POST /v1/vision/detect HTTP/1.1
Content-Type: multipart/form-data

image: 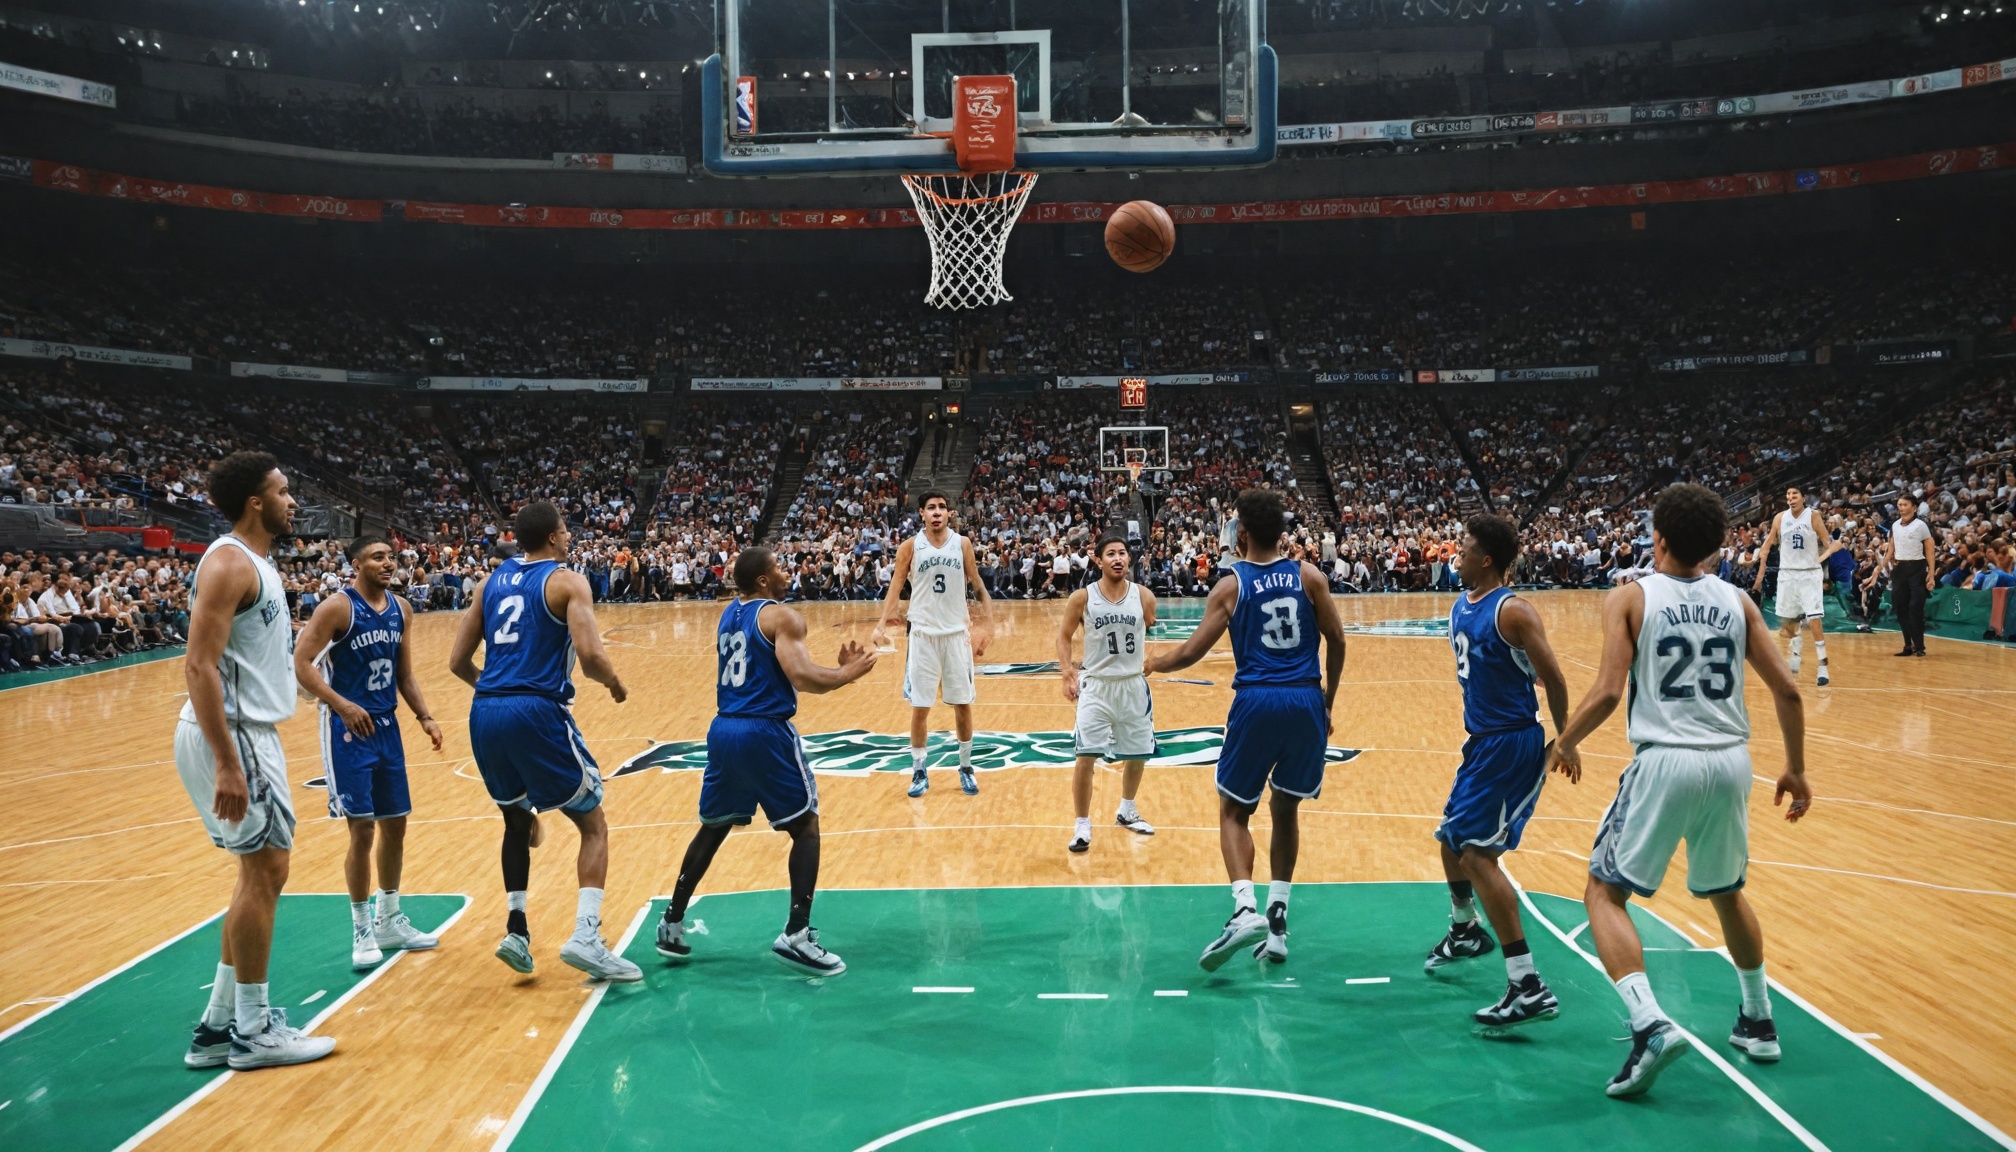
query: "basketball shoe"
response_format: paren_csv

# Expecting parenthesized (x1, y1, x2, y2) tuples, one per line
(1729, 1010, 1781, 1061)
(495, 932, 535, 974)
(1607, 1020, 1690, 1097)
(959, 768, 978, 795)
(1198, 907, 1268, 972)
(226, 1008, 336, 1070)
(656, 917, 693, 963)
(1473, 974, 1560, 1030)
(1115, 810, 1156, 836)
(773, 927, 846, 977)
(1424, 920, 1496, 972)
(907, 769, 930, 797)
(184, 1020, 233, 1068)
(1250, 901, 1288, 965)
(374, 912, 438, 953)
(561, 933, 643, 982)
(351, 921, 384, 970)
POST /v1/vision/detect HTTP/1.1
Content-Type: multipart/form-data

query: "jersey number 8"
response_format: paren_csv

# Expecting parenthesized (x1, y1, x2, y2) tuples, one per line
(719, 630, 748, 688)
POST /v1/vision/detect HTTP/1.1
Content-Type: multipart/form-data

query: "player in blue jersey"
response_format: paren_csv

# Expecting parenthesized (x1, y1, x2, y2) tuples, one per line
(1149, 489, 1347, 971)
(448, 501, 640, 983)
(1422, 514, 1575, 1031)
(295, 536, 447, 970)
(655, 547, 879, 976)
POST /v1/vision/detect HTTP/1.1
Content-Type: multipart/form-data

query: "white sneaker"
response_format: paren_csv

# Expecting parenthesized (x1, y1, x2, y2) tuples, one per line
(560, 931, 643, 982)
(351, 922, 383, 970)
(1199, 907, 1269, 972)
(227, 1007, 336, 1070)
(772, 926, 846, 977)
(374, 912, 439, 952)
(1115, 811, 1156, 836)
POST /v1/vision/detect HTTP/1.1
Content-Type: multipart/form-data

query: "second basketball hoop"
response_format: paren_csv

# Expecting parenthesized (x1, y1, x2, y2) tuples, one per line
(902, 75, 1037, 310)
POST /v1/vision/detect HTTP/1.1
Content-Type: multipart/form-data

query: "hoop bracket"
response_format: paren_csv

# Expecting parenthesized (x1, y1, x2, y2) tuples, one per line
(953, 75, 1017, 173)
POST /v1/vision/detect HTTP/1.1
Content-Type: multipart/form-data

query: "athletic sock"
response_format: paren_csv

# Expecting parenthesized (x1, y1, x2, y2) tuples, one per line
(1448, 880, 1478, 925)
(1614, 971, 1669, 1032)
(1789, 635, 1803, 660)
(958, 740, 973, 770)
(375, 889, 400, 922)
(350, 901, 370, 931)
(204, 963, 236, 1029)
(507, 890, 529, 939)
(1267, 880, 1291, 916)
(235, 982, 270, 1037)
(1230, 879, 1256, 914)
(1074, 816, 1092, 841)
(911, 747, 927, 772)
(1737, 963, 1773, 1020)
(1118, 797, 1139, 821)
(1504, 938, 1536, 982)
(575, 887, 604, 939)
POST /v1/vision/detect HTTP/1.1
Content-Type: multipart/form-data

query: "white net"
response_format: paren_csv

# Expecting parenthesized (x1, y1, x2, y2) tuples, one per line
(901, 170, 1039, 310)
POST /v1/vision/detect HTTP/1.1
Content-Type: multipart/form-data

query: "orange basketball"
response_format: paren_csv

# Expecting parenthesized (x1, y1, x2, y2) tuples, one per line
(1105, 200, 1176, 273)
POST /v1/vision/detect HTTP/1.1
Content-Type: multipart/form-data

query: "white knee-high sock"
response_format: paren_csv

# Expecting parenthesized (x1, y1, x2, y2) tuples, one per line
(911, 746, 927, 771)
(958, 740, 973, 770)
(1231, 879, 1256, 913)
(575, 887, 604, 938)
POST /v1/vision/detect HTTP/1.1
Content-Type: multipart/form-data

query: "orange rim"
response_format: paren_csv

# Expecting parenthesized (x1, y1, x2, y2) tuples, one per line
(902, 171, 1037, 207)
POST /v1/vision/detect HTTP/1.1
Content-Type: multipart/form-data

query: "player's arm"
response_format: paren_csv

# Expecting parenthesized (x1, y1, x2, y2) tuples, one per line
(392, 596, 444, 751)
(962, 536, 994, 659)
(871, 538, 914, 645)
(765, 604, 877, 693)
(1497, 598, 1574, 779)
(292, 593, 373, 738)
(183, 547, 257, 823)
(1751, 523, 1778, 590)
(552, 569, 626, 703)
(446, 572, 489, 688)
(1147, 574, 1236, 674)
(1739, 593, 1811, 822)
(1056, 587, 1088, 701)
(1550, 581, 1643, 782)
(1302, 561, 1348, 726)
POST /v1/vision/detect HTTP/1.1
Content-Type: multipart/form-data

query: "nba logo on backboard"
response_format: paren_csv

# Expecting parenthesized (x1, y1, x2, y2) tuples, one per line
(734, 77, 757, 135)
(952, 75, 1016, 172)
(1120, 377, 1148, 409)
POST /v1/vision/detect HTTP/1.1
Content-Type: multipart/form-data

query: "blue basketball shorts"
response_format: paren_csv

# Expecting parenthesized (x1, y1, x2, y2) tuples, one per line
(1216, 684, 1328, 805)
(321, 708, 410, 820)
(468, 694, 604, 814)
(1435, 724, 1548, 855)
(700, 715, 817, 828)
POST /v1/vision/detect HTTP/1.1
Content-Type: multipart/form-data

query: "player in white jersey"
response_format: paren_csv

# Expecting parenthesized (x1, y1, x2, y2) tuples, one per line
(1554, 483, 1812, 1099)
(176, 451, 336, 1072)
(1056, 533, 1159, 853)
(873, 490, 994, 797)
(1752, 486, 1838, 685)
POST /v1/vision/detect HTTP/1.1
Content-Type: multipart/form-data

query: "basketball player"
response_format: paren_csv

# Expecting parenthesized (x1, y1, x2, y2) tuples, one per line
(1554, 483, 1811, 1097)
(1056, 533, 1160, 853)
(655, 547, 878, 975)
(871, 490, 993, 798)
(293, 536, 446, 970)
(448, 501, 639, 983)
(1422, 514, 1575, 1031)
(178, 451, 335, 1071)
(1148, 490, 1346, 969)
(1752, 487, 1836, 686)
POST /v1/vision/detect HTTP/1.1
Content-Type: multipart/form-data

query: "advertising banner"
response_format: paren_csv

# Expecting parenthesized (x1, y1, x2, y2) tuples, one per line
(690, 377, 942, 391)
(1499, 365, 1601, 381)
(1434, 368, 1496, 383)
(0, 337, 190, 370)
(1751, 80, 1891, 114)
(231, 362, 348, 383)
(1653, 350, 1812, 372)
(1055, 373, 1218, 389)
(1313, 369, 1409, 384)
(418, 377, 647, 392)
(1856, 341, 1956, 365)
(552, 153, 688, 174)
(0, 154, 32, 182)
(0, 62, 116, 108)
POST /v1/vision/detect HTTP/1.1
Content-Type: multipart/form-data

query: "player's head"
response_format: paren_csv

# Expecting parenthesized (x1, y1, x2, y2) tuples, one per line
(918, 490, 951, 531)
(513, 501, 568, 558)
(1095, 532, 1131, 579)
(733, 546, 788, 597)
(1785, 486, 1805, 514)
(1458, 513, 1519, 589)
(1651, 483, 1727, 570)
(208, 451, 293, 535)
(347, 535, 394, 591)
(1234, 489, 1286, 555)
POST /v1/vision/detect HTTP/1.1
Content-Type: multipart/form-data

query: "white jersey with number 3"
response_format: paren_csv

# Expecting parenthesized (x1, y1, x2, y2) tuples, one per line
(1627, 573, 1750, 750)
(1776, 508, 1820, 572)
(1081, 580, 1145, 679)
(907, 530, 969, 636)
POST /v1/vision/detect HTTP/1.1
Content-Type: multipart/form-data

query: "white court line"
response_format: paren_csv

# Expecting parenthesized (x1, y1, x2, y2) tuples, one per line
(1751, 859, 2016, 900)
(1345, 977, 1390, 985)
(1153, 990, 1188, 997)
(0, 872, 177, 889)
(0, 758, 177, 787)
(1509, 874, 1832, 1152)
(912, 987, 973, 994)
(492, 896, 665, 1152)
(0, 906, 223, 1044)
(0, 818, 201, 854)
(118, 895, 471, 1152)
(1036, 993, 1107, 1000)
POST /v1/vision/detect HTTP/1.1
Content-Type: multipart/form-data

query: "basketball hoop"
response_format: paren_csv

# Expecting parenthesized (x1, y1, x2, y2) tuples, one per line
(1126, 459, 1145, 487)
(902, 169, 1039, 310)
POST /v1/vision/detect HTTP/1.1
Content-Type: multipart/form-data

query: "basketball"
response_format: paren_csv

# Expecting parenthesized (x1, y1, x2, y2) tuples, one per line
(1105, 200, 1176, 272)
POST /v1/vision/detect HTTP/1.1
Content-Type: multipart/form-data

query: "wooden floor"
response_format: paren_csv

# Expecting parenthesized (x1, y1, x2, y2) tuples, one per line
(2, 592, 2012, 1148)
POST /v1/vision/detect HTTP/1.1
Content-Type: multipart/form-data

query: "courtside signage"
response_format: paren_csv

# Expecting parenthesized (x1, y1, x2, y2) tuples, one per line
(0, 61, 115, 108)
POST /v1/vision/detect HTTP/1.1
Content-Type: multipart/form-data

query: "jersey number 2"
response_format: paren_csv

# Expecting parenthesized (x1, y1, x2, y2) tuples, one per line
(491, 595, 524, 645)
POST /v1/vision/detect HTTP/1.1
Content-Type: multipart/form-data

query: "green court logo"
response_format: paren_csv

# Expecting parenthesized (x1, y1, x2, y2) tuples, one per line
(613, 727, 1360, 778)
(980, 662, 1061, 676)
(1340, 617, 1449, 638)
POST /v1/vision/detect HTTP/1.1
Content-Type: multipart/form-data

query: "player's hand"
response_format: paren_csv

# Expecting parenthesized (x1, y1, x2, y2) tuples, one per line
(1061, 666, 1079, 701)
(971, 622, 991, 660)
(213, 763, 249, 824)
(607, 677, 628, 705)
(419, 716, 445, 751)
(838, 640, 878, 681)
(870, 624, 893, 651)
(1774, 771, 1812, 822)
(336, 698, 376, 738)
(1549, 739, 1583, 784)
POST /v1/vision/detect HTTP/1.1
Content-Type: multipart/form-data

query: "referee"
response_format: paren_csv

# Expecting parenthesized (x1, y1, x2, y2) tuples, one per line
(1888, 494, 1935, 657)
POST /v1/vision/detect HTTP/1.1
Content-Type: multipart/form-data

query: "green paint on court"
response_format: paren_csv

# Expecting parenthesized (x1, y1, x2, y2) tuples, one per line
(503, 884, 2002, 1151)
(612, 728, 1361, 777)
(0, 645, 183, 692)
(0, 893, 466, 1152)
(1147, 600, 1205, 641)
(1341, 617, 1451, 638)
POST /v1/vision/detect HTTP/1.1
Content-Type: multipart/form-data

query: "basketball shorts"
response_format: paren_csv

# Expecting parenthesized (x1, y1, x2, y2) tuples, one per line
(904, 630, 975, 707)
(1774, 569, 1825, 622)
(321, 708, 409, 821)
(1590, 743, 1752, 898)
(468, 694, 604, 814)
(174, 718, 295, 855)
(1435, 725, 1548, 854)
(1216, 684, 1328, 805)
(700, 715, 818, 828)
(1074, 675, 1156, 761)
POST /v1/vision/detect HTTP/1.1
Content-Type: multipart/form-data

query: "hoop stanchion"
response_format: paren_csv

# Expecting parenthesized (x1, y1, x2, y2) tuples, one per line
(902, 170, 1038, 310)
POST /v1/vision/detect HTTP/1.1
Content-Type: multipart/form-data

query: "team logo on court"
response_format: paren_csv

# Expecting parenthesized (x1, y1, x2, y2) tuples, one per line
(612, 728, 1360, 778)
(1340, 617, 1449, 638)
(979, 661, 1061, 675)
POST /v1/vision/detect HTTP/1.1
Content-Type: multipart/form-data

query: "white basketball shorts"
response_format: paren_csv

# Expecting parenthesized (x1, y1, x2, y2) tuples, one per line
(1774, 569, 1825, 622)
(1074, 676, 1156, 760)
(1589, 743, 1751, 898)
(903, 630, 975, 707)
(175, 718, 295, 855)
